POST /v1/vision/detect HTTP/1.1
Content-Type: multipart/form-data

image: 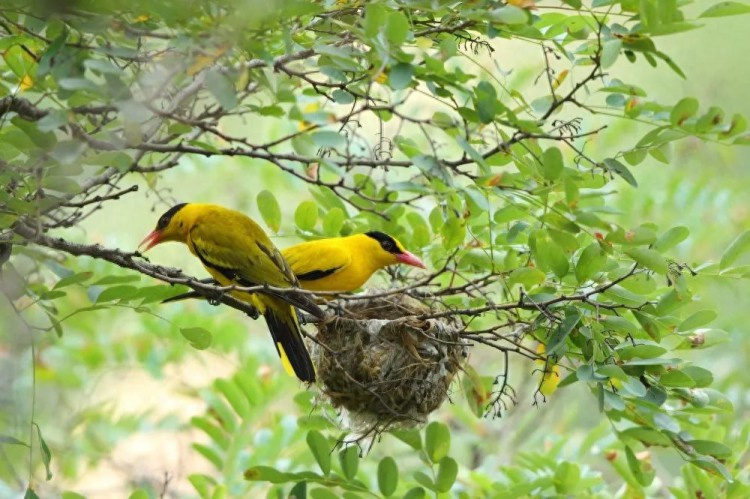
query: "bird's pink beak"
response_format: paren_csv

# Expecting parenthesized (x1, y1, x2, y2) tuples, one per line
(397, 251, 426, 269)
(138, 230, 162, 252)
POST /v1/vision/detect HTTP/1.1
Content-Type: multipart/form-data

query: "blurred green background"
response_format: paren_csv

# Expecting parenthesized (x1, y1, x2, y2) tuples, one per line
(1, 1, 748, 496)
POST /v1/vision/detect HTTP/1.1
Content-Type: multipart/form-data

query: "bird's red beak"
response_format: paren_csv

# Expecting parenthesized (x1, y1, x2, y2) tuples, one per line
(138, 230, 163, 252)
(397, 251, 426, 269)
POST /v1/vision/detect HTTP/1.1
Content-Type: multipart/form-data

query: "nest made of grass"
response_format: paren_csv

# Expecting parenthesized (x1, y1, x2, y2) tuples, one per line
(311, 292, 466, 431)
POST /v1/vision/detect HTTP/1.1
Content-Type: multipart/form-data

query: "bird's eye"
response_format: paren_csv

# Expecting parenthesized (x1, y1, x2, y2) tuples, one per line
(382, 240, 394, 251)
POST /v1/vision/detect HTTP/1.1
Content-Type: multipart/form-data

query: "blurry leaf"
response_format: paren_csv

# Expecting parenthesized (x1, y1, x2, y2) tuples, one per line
(677, 310, 717, 332)
(54, 271, 93, 289)
(435, 457, 458, 493)
(389, 63, 413, 90)
(541, 147, 564, 180)
(600, 39, 622, 69)
(603, 158, 638, 187)
(306, 430, 331, 475)
(617, 343, 666, 360)
(719, 230, 750, 269)
(24, 489, 40, 499)
(244, 466, 297, 482)
(699, 2, 750, 18)
(295, 200, 319, 231)
(205, 70, 237, 109)
(339, 446, 359, 480)
(689, 440, 732, 459)
(377, 456, 398, 496)
(625, 248, 668, 274)
(509, 267, 546, 289)
(425, 421, 450, 462)
(547, 309, 581, 355)
(553, 461, 581, 493)
(575, 243, 608, 283)
(322, 207, 345, 235)
(620, 427, 671, 446)
(289, 482, 306, 498)
(403, 486, 428, 499)
(390, 428, 422, 450)
(489, 6, 529, 24)
(180, 327, 213, 350)
(311, 131, 346, 148)
(385, 11, 410, 45)
(257, 190, 282, 233)
(33, 423, 52, 480)
(681, 365, 713, 387)
(0, 434, 28, 446)
(669, 97, 699, 126)
(94, 285, 138, 303)
(625, 446, 654, 486)
(653, 226, 689, 252)
(660, 369, 695, 387)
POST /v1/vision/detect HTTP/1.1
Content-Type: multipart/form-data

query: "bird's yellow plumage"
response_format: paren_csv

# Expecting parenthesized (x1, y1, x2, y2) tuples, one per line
(282, 231, 425, 292)
(139, 203, 316, 382)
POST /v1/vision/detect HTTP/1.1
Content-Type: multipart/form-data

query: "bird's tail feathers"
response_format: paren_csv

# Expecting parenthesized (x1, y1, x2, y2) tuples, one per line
(263, 299, 316, 383)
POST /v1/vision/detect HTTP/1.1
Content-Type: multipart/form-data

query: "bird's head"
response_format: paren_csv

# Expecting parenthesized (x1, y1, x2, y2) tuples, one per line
(363, 231, 426, 269)
(139, 203, 191, 251)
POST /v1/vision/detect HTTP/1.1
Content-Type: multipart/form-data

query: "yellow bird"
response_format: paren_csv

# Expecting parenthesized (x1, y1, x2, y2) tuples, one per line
(283, 231, 425, 292)
(139, 203, 316, 383)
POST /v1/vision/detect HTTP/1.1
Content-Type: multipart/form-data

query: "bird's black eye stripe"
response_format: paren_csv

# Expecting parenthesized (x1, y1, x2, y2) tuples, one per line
(155, 203, 188, 229)
(365, 231, 402, 254)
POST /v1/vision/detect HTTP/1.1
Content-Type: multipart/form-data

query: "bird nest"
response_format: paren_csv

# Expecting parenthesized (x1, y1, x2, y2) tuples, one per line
(311, 292, 467, 433)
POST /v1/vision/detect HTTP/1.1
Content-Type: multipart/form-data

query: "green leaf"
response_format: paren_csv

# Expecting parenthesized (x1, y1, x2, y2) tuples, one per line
(435, 457, 458, 493)
(720, 230, 750, 269)
(289, 482, 306, 498)
(257, 190, 282, 233)
(24, 488, 40, 499)
(385, 11, 410, 45)
(617, 343, 666, 360)
(689, 439, 732, 458)
(322, 207, 345, 235)
(534, 233, 569, 278)
(53, 271, 94, 289)
(403, 486, 427, 499)
(669, 97, 699, 126)
(377, 456, 398, 496)
(33, 423, 52, 480)
(603, 158, 638, 187)
(509, 267, 546, 289)
(0, 434, 29, 446)
(681, 365, 713, 387)
(653, 226, 689, 252)
(553, 461, 581, 493)
(205, 70, 238, 109)
(600, 39, 622, 69)
(306, 430, 331, 475)
(625, 247, 668, 274)
(95, 285, 138, 303)
(620, 427, 671, 446)
(363, 4, 386, 38)
(244, 465, 296, 483)
(295, 200, 319, 231)
(575, 243, 608, 283)
(311, 131, 347, 149)
(547, 309, 581, 355)
(660, 369, 695, 387)
(390, 428, 422, 450)
(677, 310, 717, 331)
(625, 445, 654, 486)
(541, 147, 564, 180)
(489, 6, 529, 25)
(699, 2, 750, 18)
(425, 421, 450, 463)
(389, 63, 413, 90)
(180, 327, 213, 350)
(339, 446, 359, 480)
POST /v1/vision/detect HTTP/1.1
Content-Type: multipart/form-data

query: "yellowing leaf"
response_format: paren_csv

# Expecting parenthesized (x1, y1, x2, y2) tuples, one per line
(186, 45, 229, 76)
(20, 74, 33, 91)
(374, 71, 388, 84)
(552, 69, 568, 90)
(135, 14, 150, 22)
(507, 0, 537, 8)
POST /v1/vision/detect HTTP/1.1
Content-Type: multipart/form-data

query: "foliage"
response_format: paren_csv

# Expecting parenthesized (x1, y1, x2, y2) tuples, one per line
(1, 0, 750, 497)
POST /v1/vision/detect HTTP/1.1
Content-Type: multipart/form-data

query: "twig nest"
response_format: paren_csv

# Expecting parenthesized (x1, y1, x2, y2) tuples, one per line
(311, 292, 466, 433)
